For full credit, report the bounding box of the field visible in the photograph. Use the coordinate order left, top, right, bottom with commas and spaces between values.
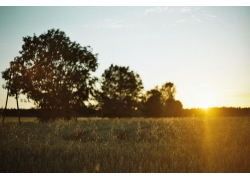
1, 117, 250, 173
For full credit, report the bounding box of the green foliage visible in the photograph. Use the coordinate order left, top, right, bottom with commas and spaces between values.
100, 64, 144, 117
1, 29, 98, 121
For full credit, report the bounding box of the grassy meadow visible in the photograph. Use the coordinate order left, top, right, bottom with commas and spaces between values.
0, 116, 250, 173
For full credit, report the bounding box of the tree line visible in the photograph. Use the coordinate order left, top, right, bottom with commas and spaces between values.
1, 29, 248, 122
1, 107, 250, 118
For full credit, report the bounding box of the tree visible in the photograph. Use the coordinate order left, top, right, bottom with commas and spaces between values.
100, 64, 144, 117
1, 29, 98, 121
144, 82, 183, 117
164, 99, 183, 117
160, 82, 176, 102
144, 87, 163, 117
160, 82, 182, 117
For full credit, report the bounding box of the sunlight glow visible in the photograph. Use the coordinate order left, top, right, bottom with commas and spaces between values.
200, 101, 211, 109
195, 92, 218, 109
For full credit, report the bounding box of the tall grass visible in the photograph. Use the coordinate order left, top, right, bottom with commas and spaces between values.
0, 117, 250, 172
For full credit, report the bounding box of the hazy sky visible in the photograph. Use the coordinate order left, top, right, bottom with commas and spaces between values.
0, 6, 250, 109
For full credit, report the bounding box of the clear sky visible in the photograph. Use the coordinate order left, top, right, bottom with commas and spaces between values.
0, 5, 250, 109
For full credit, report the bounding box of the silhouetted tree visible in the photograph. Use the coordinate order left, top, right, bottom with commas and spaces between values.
100, 64, 143, 117
164, 99, 183, 117
1, 29, 98, 121
144, 87, 163, 117
160, 82, 182, 117
160, 82, 176, 102
144, 82, 183, 117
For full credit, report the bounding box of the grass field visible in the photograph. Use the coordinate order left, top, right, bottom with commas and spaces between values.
1, 117, 250, 173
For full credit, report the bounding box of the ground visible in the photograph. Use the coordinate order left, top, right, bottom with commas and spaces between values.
0, 117, 250, 172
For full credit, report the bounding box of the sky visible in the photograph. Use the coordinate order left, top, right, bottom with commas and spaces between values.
0, 4, 250, 109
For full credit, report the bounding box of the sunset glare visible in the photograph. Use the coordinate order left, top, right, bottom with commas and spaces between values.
1, 2, 250, 173
0, 3, 250, 109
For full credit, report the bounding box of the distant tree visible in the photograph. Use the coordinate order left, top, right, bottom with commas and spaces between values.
1, 29, 98, 121
100, 64, 144, 117
144, 82, 183, 117
160, 82, 182, 117
160, 82, 176, 102
144, 87, 163, 117
164, 99, 183, 117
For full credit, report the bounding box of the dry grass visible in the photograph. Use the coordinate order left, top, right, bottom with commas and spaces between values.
0, 117, 250, 172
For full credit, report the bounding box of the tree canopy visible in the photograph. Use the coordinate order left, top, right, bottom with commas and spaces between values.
144, 82, 183, 117
100, 64, 144, 117
1, 28, 185, 120
1, 29, 98, 121
160, 82, 182, 117
144, 88, 163, 117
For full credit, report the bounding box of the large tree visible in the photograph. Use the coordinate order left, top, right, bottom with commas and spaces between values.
1, 29, 98, 121
100, 64, 144, 117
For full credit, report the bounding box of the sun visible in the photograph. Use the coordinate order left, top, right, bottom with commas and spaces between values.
198, 92, 218, 109
200, 101, 210, 109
